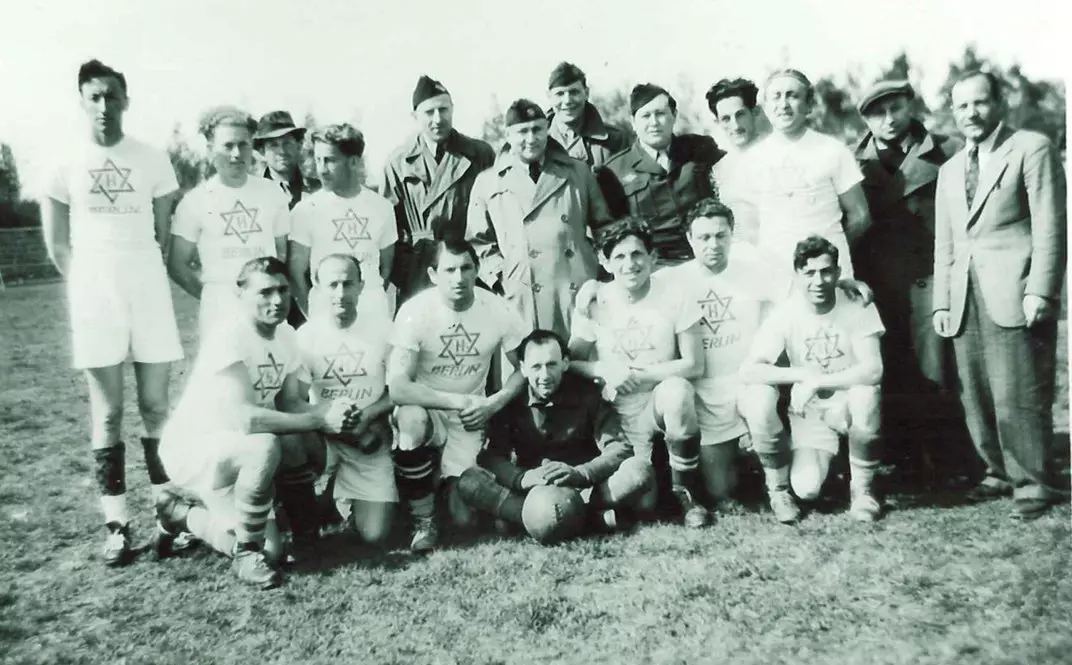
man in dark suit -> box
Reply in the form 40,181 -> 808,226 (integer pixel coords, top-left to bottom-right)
253,110 -> 321,210
854,80 -> 972,485
598,83 -> 725,267
933,70 -> 1067,519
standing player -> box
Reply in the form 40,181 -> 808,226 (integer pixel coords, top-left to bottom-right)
288,124 -> 396,324
655,199 -> 776,509
167,106 -> 291,337
705,78 -> 764,244
568,218 -> 710,527
154,257 -> 356,588
387,239 -> 528,552
294,254 -> 397,545
42,59 -> 185,566
740,236 -> 885,523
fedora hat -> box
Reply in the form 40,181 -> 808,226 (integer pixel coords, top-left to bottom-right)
253,110 -> 306,149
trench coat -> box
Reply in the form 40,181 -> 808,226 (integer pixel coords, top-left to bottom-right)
379,130 -> 495,302
466,145 -> 612,339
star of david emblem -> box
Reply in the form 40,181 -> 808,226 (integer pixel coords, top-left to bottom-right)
253,352 -> 285,400
699,289 -> 735,335
772,157 -> 810,197
322,343 -> 367,386
332,209 -> 372,250
88,159 -> 135,203
438,323 -> 481,366
804,327 -> 845,369
220,200 -> 262,244
611,316 -> 655,361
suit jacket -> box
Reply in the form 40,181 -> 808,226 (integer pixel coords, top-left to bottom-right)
547,103 -> 628,169
855,122 -> 961,282
933,124 -> 1067,333
466,143 -> 611,339
262,166 -> 320,210
599,135 -> 725,261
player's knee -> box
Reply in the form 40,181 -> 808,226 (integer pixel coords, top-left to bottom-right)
791,461 -> 824,501
738,385 -> 780,427
239,433 -> 282,469
653,377 -> 695,414
136,393 -> 168,425
354,514 -> 393,547
444,479 -> 479,529
393,406 -> 432,451
617,457 -> 656,496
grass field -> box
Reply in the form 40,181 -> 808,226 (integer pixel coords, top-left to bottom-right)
0,282 -> 1069,665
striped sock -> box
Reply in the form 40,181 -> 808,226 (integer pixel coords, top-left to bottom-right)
394,447 -> 437,519
667,436 -> 701,491
233,480 -> 274,548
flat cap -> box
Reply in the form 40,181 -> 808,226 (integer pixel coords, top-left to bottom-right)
858,79 -> 914,114
505,99 -> 546,126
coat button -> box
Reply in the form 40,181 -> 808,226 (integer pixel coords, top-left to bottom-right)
532,283 -> 542,293
528,249 -> 540,259
564,248 -> 575,258
569,282 -> 578,292
560,214 -> 569,222
915,279 -> 927,288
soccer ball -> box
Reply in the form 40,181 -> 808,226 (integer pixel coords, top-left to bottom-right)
521,485 -> 586,544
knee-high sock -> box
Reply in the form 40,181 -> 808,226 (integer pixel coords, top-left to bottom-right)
848,427 -> 880,491
276,463 -> 320,538
94,445 -> 128,525
667,436 -> 701,492
233,467 -> 275,549
456,467 -> 525,524
393,447 -> 437,519
141,437 -> 170,500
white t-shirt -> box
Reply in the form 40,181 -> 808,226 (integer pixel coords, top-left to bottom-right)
172,175 -> 291,284
752,294 -> 885,375
173,319 -> 300,428
710,151 -> 759,245
741,129 -> 862,278
656,252 -> 774,394
392,288 -> 528,397
571,278 -> 702,405
294,314 -> 390,409
48,137 -> 179,254
290,188 -> 397,287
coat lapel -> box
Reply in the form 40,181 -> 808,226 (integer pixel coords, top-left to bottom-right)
524,155 -> 568,219
401,137 -> 432,188
966,126 -> 1013,226
422,142 -> 472,215
898,132 -> 942,199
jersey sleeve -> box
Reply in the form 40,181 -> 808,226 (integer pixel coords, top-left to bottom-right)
391,301 -> 423,352
171,191 -> 202,241
672,286 -> 703,334
570,313 -> 597,343
46,163 -> 70,204
152,151 -> 180,198
499,302 -> 530,355
852,302 -> 886,340
747,302 -> 789,361
289,200 -> 313,246
201,326 -> 248,376
832,143 -> 864,195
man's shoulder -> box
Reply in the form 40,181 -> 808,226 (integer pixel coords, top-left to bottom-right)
603,142 -> 640,171
674,133 -> 725,163
1008,127 -> 1055,154
453,132 -> 495,163
558,372 -> 603,403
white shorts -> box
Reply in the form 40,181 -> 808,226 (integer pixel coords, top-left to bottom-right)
694,381 -> 748,446
322,436 -> 398,504
788,391 -> 852,455
67,252 -> 183,369
158,424 -> 242,527
392,407 -> 485,479
615,392 -> 660,460
199,282 -> 241,339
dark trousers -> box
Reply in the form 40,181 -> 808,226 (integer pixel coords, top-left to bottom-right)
953,274 -> 1060,500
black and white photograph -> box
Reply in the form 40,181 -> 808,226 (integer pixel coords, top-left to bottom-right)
0,0 -> 1068,663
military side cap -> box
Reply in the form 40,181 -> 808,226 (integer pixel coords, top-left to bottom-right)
630,83 -> 673,116
253,110 -> 305,146
548,61 -> 586,89
413,75 -> 450,110
858,79 -> 914,114
505,99 -> 546,126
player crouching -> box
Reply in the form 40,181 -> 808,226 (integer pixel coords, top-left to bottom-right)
568,218 -> 710,528
457,330 -> 656,543
387,239 -> 528,553
740,236 -> 885,523
294,254 -> 398,546
154,258 -> 356,588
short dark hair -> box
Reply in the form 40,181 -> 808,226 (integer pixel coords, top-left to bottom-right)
78,59 -> 127,94
596,216 -> 654,259
793,235 -> 839,271
686,198 -> 735,232
954,69 -> 1004,102
517,329 -> 569,362
199,105 -> 258,141
431,238 -> 480,270
706,78 -> 759,114
314,253 -> 363,284
312,123 -> 366,158
236,256 -> 289,288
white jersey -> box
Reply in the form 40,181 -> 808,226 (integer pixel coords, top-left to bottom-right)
656,251 -> 774,395
291,187 -> 397,286
753,293 -> 885,375
294,314 -> 390,408
710,151 -> 758,244
48,136 -> 179,254
172,319 -> 300,429
172,175 -> 291,285
392,288 -> 528,397
740,129 -> 862,279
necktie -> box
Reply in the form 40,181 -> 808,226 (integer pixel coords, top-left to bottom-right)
434,143 -> 446,165
965,145 -> 979,208
528,161 -> 541,183
656,151 -> 670,172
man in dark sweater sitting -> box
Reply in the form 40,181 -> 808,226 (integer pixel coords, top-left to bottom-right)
457,330 -> 655,543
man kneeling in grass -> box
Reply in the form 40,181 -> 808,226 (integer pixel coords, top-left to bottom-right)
458,330 -> 656,543
739,235 -> 885,523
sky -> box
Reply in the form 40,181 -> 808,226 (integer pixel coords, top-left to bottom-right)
1,0 -> 1067,195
